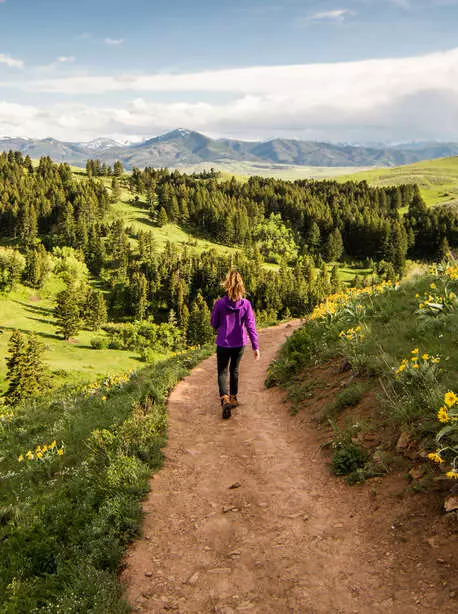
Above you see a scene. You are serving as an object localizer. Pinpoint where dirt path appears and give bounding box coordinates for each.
[122,322,456,614]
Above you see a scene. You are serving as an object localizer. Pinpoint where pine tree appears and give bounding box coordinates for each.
[158,207,168,227]
[5,331,48,405]
[55,284,81,340]
[180,303,190,341]
[85,290,108,330]
[111,177,121,202]
[187,294,214,346]
[113,160,124,177]
[4,330,26,405]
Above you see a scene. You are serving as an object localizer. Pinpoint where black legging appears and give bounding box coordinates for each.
[216,346,245,397]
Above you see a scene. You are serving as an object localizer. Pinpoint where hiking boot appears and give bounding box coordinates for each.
[220,395,232,419]
[229,395,239,408]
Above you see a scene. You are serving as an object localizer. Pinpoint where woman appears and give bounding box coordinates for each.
[211,270,260,419]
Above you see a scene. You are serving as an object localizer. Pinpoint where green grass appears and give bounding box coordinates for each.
[338,156,458,207]
[177,160,371,182]
[106,185,237,255]
[0,277,153,395]
[0,345,213,613]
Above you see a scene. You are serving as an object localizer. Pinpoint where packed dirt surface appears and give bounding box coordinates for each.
[122,321,457,613]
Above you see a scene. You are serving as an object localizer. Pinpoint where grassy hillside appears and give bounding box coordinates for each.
[267,264,458,485]
[0,277,154,395]
[0,345,212,612]
[176,161,370,181]
[339,156,458,207]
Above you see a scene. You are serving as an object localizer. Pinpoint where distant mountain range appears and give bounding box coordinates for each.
[2,129,458,169]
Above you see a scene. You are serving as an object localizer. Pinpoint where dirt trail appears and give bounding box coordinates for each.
[122,322,456,614]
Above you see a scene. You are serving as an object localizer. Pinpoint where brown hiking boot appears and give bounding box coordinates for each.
[229,395,239,408]
[220,395,232,419]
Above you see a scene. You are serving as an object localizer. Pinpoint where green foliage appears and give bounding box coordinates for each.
[253,212,298,264]
[0,247,26,293]
[0,346,212,612]
[4,330,49,406]
[55,283,81,340]
[187,293,214,346]
[332,443,369,477]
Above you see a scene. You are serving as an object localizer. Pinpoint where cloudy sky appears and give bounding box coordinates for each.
[1,0,458,143]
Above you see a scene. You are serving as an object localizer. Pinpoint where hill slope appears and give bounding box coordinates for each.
[339,156,458,206]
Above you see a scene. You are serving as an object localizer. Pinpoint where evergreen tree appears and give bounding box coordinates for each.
[5,331,48,405]
[85,290,108,330]
[55,284,81,340]
[4,330,26,405]
[111,176,121,202]
[113,160,124,177]
[187,294,214,346]
[325,228,344,262]
[158,206,168,227]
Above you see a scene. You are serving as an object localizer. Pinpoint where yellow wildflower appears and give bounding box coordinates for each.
[421,354,429,360]
[427,452,445,464]
[36,451,43,459]
[26,450,34,460]
[397,364,406,373]
[430,283,436,289]
[18,455,24,462]
[412,364,419,369]
[50,440,56,449]
[432,358,440,364]
[444,391,458,408]
[35,445,41,452]
[438,406,450,423]
[411,348,419,354]
[446,471,458,479]
[57,448,64,456]
[411,355,419,362]
[102,396,107,401]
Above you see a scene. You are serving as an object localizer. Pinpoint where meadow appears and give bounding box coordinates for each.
[0,276,155,395]
[337,156,458,207]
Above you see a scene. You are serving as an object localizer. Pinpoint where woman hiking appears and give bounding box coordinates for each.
[211,270,260,419]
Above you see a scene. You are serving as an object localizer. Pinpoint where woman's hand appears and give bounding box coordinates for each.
[253,349,260,361]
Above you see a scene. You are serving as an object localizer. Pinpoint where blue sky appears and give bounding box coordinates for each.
[1,0,458,143]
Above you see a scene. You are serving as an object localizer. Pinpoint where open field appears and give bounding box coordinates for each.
[337,156,458,207]
[0,278,158,395]
[176,160,372,181]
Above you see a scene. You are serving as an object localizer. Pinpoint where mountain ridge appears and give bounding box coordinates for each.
[2,130,458,169]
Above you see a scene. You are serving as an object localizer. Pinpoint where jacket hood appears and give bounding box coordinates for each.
[223,295,245,311]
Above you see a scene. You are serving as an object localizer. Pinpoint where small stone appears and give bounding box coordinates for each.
[396,431,410,452]
[437,558,446,564]
[228,550,241,558]
[144,571,153,577]
[223,506,238,513]
[185,571,199,585]
[444,495,458,513]
[229,482,241,489]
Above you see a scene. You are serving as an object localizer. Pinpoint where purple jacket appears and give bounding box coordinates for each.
[211,296,259,350]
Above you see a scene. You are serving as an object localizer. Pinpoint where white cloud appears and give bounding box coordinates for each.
[2,48,458,143]
[0,53,24,69]
[308,8,356,20]
[104,38,124,46]
[56,56,75,63]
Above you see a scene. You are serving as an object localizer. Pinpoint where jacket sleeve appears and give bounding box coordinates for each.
[245,301,259,350]
[211,300,220,330]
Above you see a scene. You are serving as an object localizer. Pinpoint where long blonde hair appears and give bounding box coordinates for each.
[222,270,246,302]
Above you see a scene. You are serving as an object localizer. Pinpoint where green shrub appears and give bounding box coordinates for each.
[90,337,107,349]
[332,443,369,476]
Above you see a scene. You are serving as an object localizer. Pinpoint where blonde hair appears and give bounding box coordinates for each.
[222,270,246,302]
